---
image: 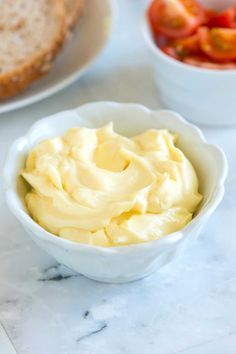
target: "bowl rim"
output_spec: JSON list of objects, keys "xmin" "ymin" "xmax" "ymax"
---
[
  {"xmin": 142, "ymin": 12, "xmax": 236, "ymax": 76},
  {"xmin": 3, "ymin": 101, "xmax": 228, "ymax": 254}
]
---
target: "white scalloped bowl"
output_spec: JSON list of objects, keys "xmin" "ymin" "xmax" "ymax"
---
[{"xmin": 3, "ymin": 102, "xmax": 228, "ymax": 283}]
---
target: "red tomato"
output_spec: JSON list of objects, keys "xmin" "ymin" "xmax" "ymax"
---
[
  {"xmin": 183, "ymin": 55, "xmax": 236, "ymax": 69},
  {"xmin": 154, "ymin": 33, "xmax": 169, "ymax": 48},
  {"xmin": 171, "ymin": 33, "xmax": 201, "ymax": 58},
  {"xmin": 162, "ymin": 46, "xmax": 179, "ymax": 59},
  {"xmin": 160, "ymin": 34, "xmax": 201, "ymax": 61},
  {"xmin": 148, "ymin": 0, "xmax": 205, "ymax": 38},
  {"xmin": 199, "ymin": 27, "xmax": 236, "ymax": 61},
  {"xmin": 204, "ymin": 9, "xmax": 218, "ymax": 25},
  {"xmin": 207, "ymin": 6, "xmax": 236, "ymax": 28}
]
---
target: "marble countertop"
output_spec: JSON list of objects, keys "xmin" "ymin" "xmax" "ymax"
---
[{"xmin": 1, "ymin": 1, "xmax": 236, "ymax": 353}]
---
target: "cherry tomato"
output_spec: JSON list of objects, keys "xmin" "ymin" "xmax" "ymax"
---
[
  {"xmin": 207, "ymin": 6, "xmax": 236, "ymax": 28},
  {"xmin": 161, "ymin": 46, "xmax": 179, "ymax": 59},
  {"xmin": 199, "ymin": 27, "xmax": 236, "ymax": 61},
  {"xmin": 183, "ymin": 55, "xmax": 236, "ymax": 69},
  {"xmin": 171, "ymin": 33, "xmax": 200, "ymax": 58},
  {"xmin": 204, "ymin": 9, "xmax": 218, "ymax": 25},
  {"xmin": 154, "ymin": 33, "xmax": 169, "ymax": 48},
  {"xmin": 148, "ymin": 0, "xmax": 205, "ymax": 38}
]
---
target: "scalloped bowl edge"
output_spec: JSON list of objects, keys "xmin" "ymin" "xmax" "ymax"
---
[{"xmin": 3, "ymin": 102, "xmax": 228, "ymax": 282}]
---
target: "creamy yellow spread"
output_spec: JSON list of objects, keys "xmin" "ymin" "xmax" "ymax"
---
[{"xmin": 21, "ymin": 123, "xmax": 202, "ymax": 247}]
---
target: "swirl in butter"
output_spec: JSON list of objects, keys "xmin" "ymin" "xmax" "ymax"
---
[{"xmin": 21, "ymin": 123, "xmax": 202, "ymax": 247}]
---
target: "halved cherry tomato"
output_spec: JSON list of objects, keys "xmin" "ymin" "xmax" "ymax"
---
[
  {"xmin": 204, "ymin": 9, "xmax": 218, "ymax": 25},
  {"xmin": 148, "ymin": 0, "xmax": 205, "ymax": 38},
  {"xmin": 207, "ymin": 6, "xmax": 236, "ymax": 28},
  {"xmin": 162, "ymin": 46, "xmax": 179, "ymax": 59},
  {"xmin": 183, "ymin": 55, "xmax": 236, "ymax": 69},
  {"xmin": 199, "ymin": 27, "xmax": 236, "ymax": 61},
  {"xmin": 159, "ymin": 34, "xmax": 200, "ymax": 60},
  {"xmin": 171, "ymin": 33, "xmax": 201, "ymax": 58},
  {"xmin": 154, "ymin": 33, "xmax": 169, "ymax": 48}
]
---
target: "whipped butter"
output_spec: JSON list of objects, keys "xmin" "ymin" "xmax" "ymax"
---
[{"xmin": 21, "ymin": 123, "xmax": 202, "ymax": 247}]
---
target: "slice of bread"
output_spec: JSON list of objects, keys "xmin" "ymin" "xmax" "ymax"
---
[
  {"xmin": 0, "ymin": 0, "xmax": 66, "ymax": 100},
  {"xmin": 64, "ymin": 0, "xmax": 84, "ymax": 30}
]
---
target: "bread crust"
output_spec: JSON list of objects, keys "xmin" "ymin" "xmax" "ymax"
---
[
  {"xmin": 65, "ymin": 0, "xmax": 85, "ymax": 30},
  {"xmin": 0, "ymin": 0, "xmax": 67, "ymax": 100}
]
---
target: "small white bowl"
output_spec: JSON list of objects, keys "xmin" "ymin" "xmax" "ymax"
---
[
  {"xmin": 142, "ymin": 12, "xmax": 236, "ymax": 127},
  {"xmin": 3, "ymin": 102, "xmax": 227, "ymax": 283}
]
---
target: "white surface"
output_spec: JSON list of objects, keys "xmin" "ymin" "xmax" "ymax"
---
[
  {"xmin": 0, "ymin": 0, "xmax": 116, "ymax": 114},
  {"xmin": 143, "ymin": 4, "xmax": 236, "ymax": 127},
  {"xmin": 0, "ymin": 323, "xmax": 17, "ymax": 354},
  {"xmin": 3, "ymin": 102, "xmax": 227, "ymax": 283},
  {"xmin": 0, "ymin": 0, "xmax": 236, "ymax": 353}
]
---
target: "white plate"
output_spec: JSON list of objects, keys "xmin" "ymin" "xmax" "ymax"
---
[{"xmin": 0, "ymin": 0, "xmax": 117, "ymax": 114}]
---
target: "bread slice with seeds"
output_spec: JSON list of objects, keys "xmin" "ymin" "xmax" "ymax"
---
[
  {"xmin": 0, "ymin": 0, "xmax": 66, "ymax": 100},
  {"xmin": 64, "ymin": 0, "xmax": 85, "ymax": 31}
]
